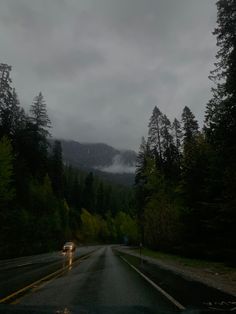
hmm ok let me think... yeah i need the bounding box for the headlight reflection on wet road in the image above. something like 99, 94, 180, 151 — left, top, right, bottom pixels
62, 252, 74, 271
55, 308, 72, 314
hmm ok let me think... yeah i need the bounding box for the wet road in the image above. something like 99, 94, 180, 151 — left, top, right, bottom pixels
1, 246, 235, 313
0, 246, 99, 300
1, 246, 179, 313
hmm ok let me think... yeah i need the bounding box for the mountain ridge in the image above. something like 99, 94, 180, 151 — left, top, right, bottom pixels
52, 139, 137, 186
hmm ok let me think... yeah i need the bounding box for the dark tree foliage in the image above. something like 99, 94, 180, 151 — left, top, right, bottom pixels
96, 182, 105, 216
136, 1, 236, 261
172, 118, 182, 153
182, 106, 199, 147
27, 92, 51, 179
137, 100, 235, 261
148, 106, 163, 167
0, 64, 24, 140
0, 136, 14, 209
205, 0, 236, 253
135, 137, 149, 183
160, 114, 179, 180
171, 118, 182, 178
206, 0, 236, 145
30, 92, 51, 136
135, 137, 151, 240
51, 140, 63, 197
181, 106, 200, 207
82, 172, 95, 211
0, 64, 135, 258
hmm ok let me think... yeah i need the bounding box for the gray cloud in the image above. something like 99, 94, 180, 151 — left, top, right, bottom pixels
0, 0, 217, 150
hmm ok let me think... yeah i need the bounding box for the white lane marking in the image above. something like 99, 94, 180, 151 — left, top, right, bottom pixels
120, 256, 186, 311
16, 262, 33, 267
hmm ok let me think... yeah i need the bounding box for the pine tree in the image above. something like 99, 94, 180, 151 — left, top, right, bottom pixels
206, 0, 236, 152
160, 114, 178, 179
205, 0, 236, 167
182, 106, 199, 148
172, 118, 182, 153
135, 138, 150, 243
135, 137, 151, 239
205, 0, 236, 252
0, 65, 24, 138
0, 63, 12, 106
135, 137, 150, 186
181, 107, 201, 206
148, 106, 163, 166
28, 92, 51, 178
30, 92, 51, 137
160, 115, 173, 155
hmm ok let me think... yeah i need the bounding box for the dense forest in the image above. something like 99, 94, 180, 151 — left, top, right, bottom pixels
135, 0, 236, 262
0, 65, 137, 258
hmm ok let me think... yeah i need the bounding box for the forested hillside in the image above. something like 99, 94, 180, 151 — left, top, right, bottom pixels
135, 0, 236, 262
57, 140, 137, 172
59, 140, 120, 169
0, 64, 137, 258
57, 139, 136, 185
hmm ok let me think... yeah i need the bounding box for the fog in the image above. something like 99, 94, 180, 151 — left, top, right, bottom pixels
96, 154, 136, 174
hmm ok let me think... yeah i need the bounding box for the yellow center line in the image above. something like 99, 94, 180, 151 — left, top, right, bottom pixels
11, 270, 67, 305
0, 250, 97, 304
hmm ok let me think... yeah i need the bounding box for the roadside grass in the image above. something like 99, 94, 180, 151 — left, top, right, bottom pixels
131, 247, 236, 275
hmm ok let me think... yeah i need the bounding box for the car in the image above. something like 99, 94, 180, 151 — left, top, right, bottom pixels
62, 241, 76, 253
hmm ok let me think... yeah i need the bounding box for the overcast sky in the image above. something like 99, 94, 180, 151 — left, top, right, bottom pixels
0, 0, 217, 150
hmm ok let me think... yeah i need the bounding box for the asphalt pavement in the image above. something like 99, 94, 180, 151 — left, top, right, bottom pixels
1, 246, 235, 314
1, 246, 179, 313
0, 246, 99, 300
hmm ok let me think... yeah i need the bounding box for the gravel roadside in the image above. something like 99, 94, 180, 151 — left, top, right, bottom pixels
115, 246, 236, 297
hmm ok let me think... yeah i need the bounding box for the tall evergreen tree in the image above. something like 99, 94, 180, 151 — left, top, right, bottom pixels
28, 93, 51, 178
135, 137, 150, 186
206, 0, 236, 151
160, 115, 173, 155
181, 107, 200, 206
205, 0, 236, 252
0, 65, 24, 139
30, 92, 51, 137
135, 137, 151, 241
172, 118, 182, 153
182, 106, 199, 147
160, 114, 178, 179
148, 106, 163, 166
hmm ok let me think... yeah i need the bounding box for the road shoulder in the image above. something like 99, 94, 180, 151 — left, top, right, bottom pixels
115, 246, 236, 298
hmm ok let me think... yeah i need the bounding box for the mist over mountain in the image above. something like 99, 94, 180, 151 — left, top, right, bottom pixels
56, 139, 137, 185
96, 151, 136, 174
